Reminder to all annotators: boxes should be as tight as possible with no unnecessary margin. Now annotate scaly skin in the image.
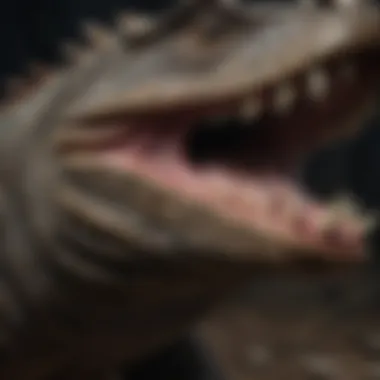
[0,0,379,379]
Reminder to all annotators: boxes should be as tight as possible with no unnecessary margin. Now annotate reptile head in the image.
[1,0,380,376]
[56,0,380,264]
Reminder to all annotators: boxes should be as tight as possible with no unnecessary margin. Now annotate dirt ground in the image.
[199,271,380,380]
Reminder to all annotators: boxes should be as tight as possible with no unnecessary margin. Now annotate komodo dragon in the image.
[0,0,380,378]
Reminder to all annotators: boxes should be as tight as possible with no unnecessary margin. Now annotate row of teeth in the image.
[194,161,375,234]
[208,62,356,125]
[326,194,375,231]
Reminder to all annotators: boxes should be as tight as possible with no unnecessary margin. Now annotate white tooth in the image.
[83,22,115,47]
[307,68,329,100]
[118,13,155,40]
[240,97,262,122]
[329,193,362,216]
[334,0,361,8]
[328,194,377,232]
[362,214,377,232]
[273,83,296,114]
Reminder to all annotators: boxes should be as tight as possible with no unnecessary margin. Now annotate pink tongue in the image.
[93,121,368,260]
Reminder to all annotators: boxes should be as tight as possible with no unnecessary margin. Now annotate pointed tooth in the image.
[83,21,116,47]
[317,201,349,227]
[334,0,362,8]
[117,13,155,41]
[61,42,92,64]
[307,68,329,101]
[328,193,362,217]
[361,214,377,233]
[317,194,369,236]
[239,97,262,121]
[273,83,296,114]
[324,194,379,237]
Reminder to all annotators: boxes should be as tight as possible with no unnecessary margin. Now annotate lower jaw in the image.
[62,112,375,264]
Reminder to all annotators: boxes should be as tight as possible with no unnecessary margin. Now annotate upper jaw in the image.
[65,0,380,123]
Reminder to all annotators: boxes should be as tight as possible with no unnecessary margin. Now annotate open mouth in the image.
[57,0,380,263]
[60,45,380,263]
